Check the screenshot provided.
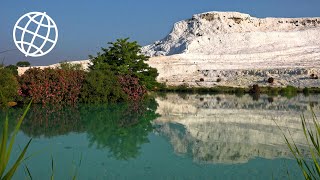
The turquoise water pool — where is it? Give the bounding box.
[4,93,317,179]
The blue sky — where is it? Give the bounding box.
[1,0,320,65]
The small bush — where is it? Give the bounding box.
[217,78,222,82]
[4,65,18,76]
[250,84,261,94]
[80,69,126,103]
[19,68,85,104]
[199,78,204,82]
[0,68,19,107]
[267,77,274,84]
[303,87,310,96]
[16,61,30,67]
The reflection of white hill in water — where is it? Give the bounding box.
[154,94,320,164]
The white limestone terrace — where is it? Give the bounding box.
[17,60,91,75]
[142,11,320,88]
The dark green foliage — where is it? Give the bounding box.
[235,88,245,97]
[4,65,18,76]
[90,38,159,90]
[0,68,19,107]
[280,86,298,98]
[303,87,310,96]
[16,61,30,67]
[80,69,126,103]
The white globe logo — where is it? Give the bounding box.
[13,12,58,57]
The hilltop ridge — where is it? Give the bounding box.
[142,11,320,56]
[142,11,320,88]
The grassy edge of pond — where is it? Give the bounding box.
[155,85,320,96]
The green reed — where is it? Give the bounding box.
[278,109,320,180]
[0,101,32,180]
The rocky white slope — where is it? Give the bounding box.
[142,11,320,88]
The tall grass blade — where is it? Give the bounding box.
[0,101,32,179]
[5,101,32,166]
[3,138,32,180]
[277,108,320,180]
[0,115,9,177]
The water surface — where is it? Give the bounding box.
[3,93,319,180]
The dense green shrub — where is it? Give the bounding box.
[0,68,19,107]
[16,61,30,67]
[89,38,159,90]
[4,65,18,76]
[80,69,126,103]
[279,86,298,98]
[18,68,85,104]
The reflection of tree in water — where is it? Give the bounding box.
[21,104,85,138]
[2,98,159,160]
[80,98,159,160]
[0,107,24,134]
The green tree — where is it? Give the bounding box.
[90,38,159,90]
[80,69,126,103]
[0,68,19,107]
[16,61,30,67]
[4,65,18,76]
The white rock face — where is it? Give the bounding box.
[142,11,320,87]
[17,60,91,75]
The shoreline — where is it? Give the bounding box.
[155,85,320,96]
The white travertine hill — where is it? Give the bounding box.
[142,11,320,87]
[142,11,320,56]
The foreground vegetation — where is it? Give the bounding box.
[160,85,320,98]
[278,110,320,180]
[0,38,160,107]
[0,102,31,179]
[1,38,320,107]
